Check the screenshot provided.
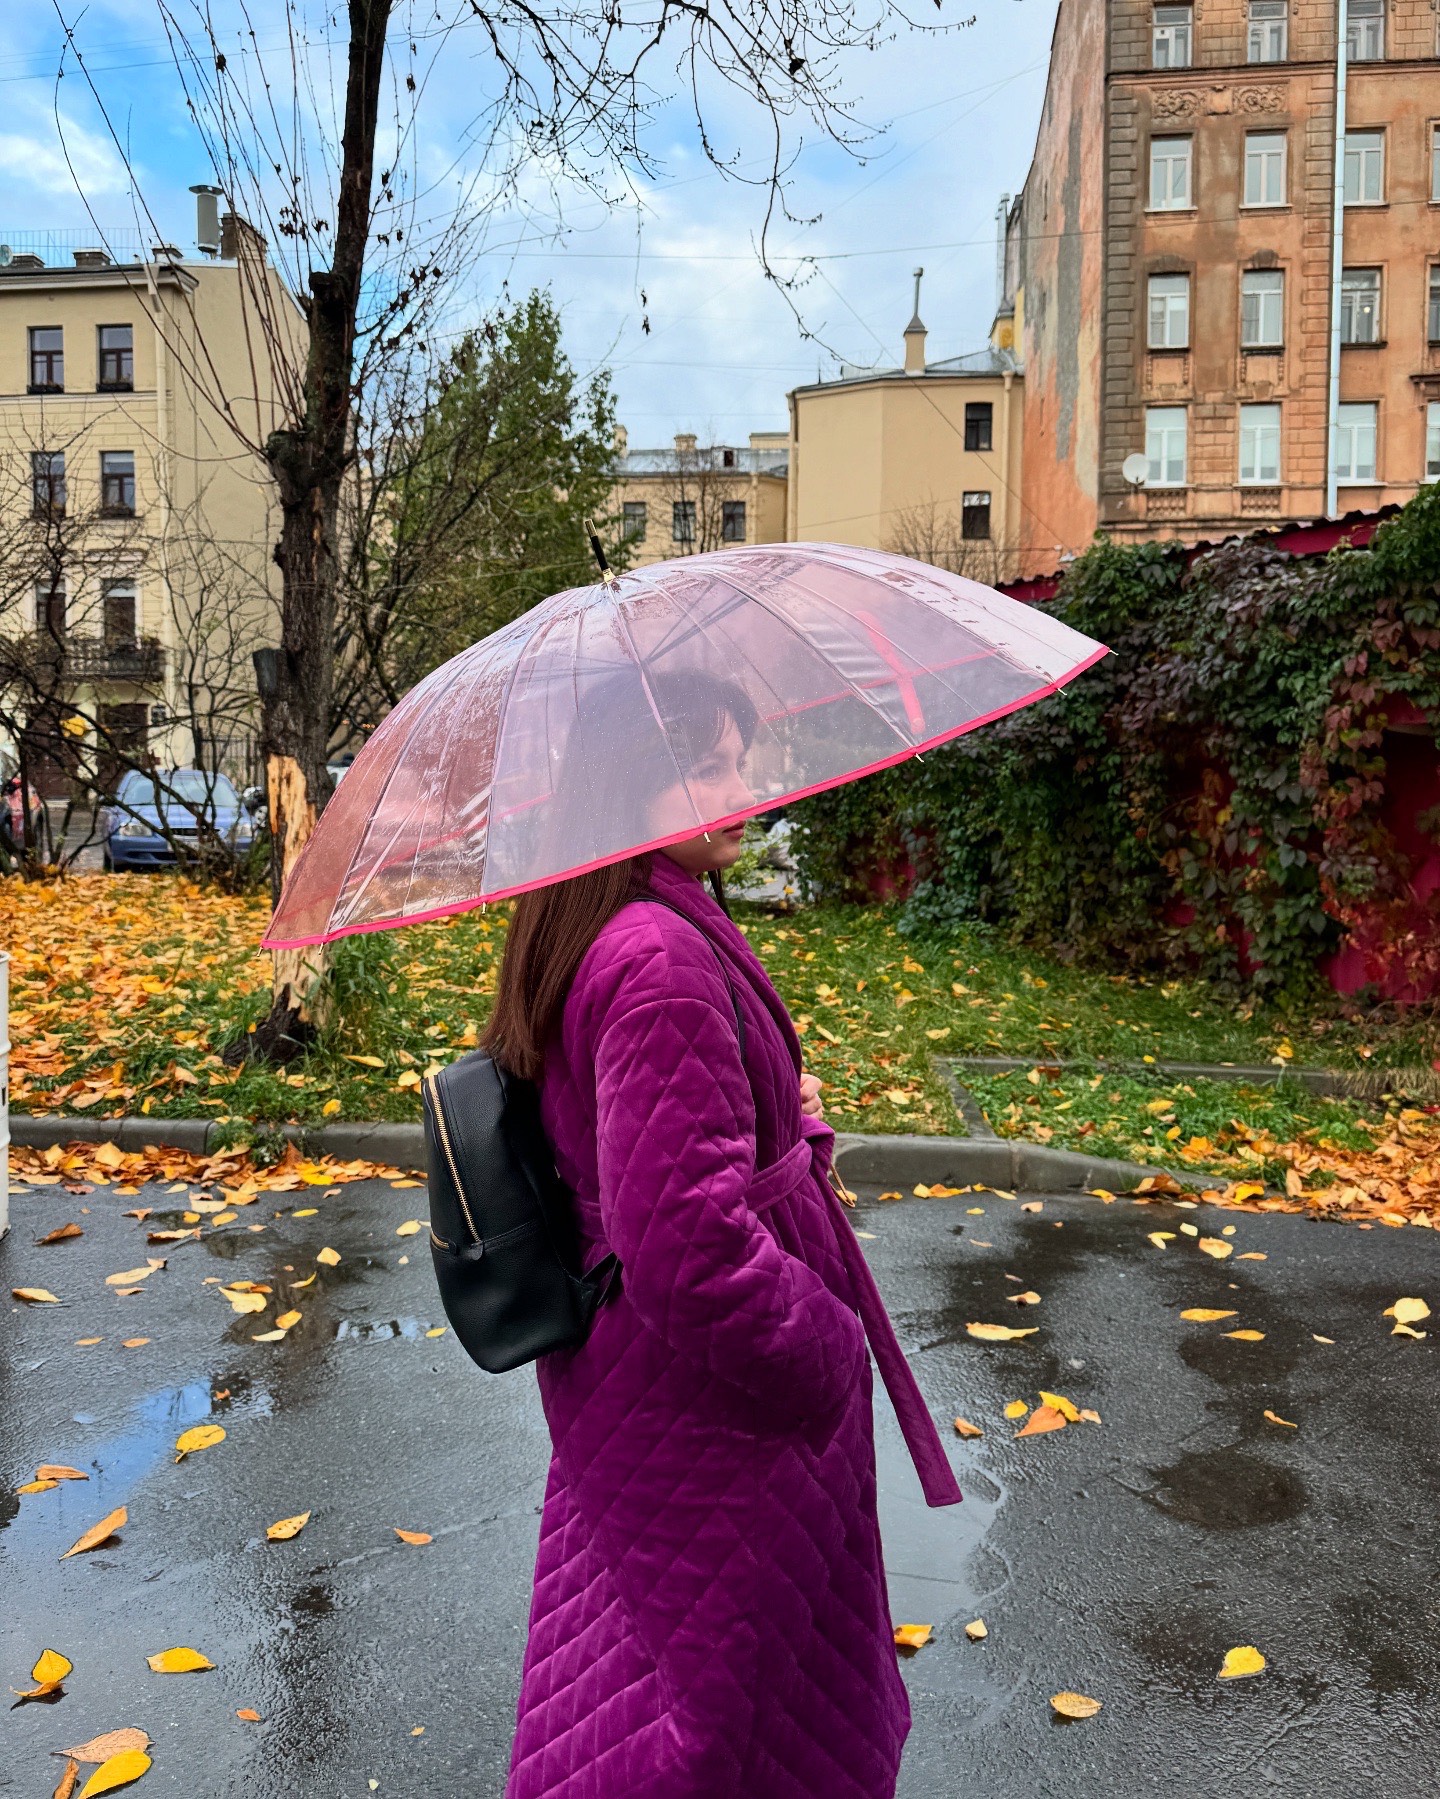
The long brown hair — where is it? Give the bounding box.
[482,665,757,1080]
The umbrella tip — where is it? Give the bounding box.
[584,517,617,587]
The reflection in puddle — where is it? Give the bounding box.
[334,1318,434,1343]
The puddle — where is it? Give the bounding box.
[334,1317,435,1343]
[1146,1446,1306,1529]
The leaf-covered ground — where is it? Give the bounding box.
[5,874,1438,1221]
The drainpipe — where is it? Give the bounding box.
[1325,0,1349,520]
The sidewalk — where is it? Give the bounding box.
[4,1171,1437,1795]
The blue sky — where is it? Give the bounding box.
[0,0,1059,443]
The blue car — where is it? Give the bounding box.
[102,767,256,871]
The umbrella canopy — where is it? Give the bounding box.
[263,542,1106,949]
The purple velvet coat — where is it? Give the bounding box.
[505,853,962,1799]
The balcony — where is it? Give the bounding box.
[64,637,166,684]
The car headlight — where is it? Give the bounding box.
[118,819,150,838]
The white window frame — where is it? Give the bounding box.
[1339,268,1381,345]
[1431,123,1440,203]
[1247,0,1288,63]
[1427,402,1440,480]
[1334,402,1378,484]
[1152,4,1193,69]
[961,491,993,540]
[1239,403,1282,485]
[1146,406,1188,487]
[1149,136,1193,211]
[1343,130,1384,206]
[1243,132,1288,207]
[1346,0,1384,61]
[1240,269,1285,347]
[1147,273,1190,348]
[1429,265,1440,346]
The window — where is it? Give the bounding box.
[97,325,133,390]
[622,500,647,542]
[1346,0,1383,61]
[721,448,736,469]
[1149,136,1193,210]
[1241,269,1285,346]
[1243,133,1287,207]
[672,499,695,544]
[1428,402,1440,479]
[102,580,137,646]
[31,450,65,518]
[1152,4,1192,68]
[1340,269,1381,344]
[1148,273,1190,348]
[1146,407,1188,485]
[1432,124,1440,203]
[28,326,63,392]
[1334,402,1377,483]
[1343,131,1384,204]
[721,499,747,543]
[1429,267,1440,344]
[100,450,136,515]
[35,580,66,638]
[1239,403,1282,484]
[1248,0,1287,62]
[964,402,993,451]
[961,491,992,539]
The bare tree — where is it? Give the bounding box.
[57,0,950,1056]
[668,439,739,557]
[885,497,1004,585]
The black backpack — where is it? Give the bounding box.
[421,896,745,1373]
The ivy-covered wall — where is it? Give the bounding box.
[790,488,1440,1001]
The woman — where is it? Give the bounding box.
[488,669,961,1799]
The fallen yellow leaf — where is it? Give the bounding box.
[1078,1408,1103,1425]
[1180,1308,1238,1322]
[394,1527,432,1544]
[1223,1329,1265,1342]
[321,1099,342,1117]
[1313,1334,1335,1344]
[1006,1290,1042,1306]
[266,1511,311,1541]
[316,1247,341,1266]
[1037,1390,1081,1422]
[146,1647,214,1674]
[251,1329,287,1342]
[18,1478,59,1494]
[1016,1404,1068,1438]
[54,1756,80,1799]
[396,1070,422,1090]
[12,1646,72,1700]
[14,1287,61,1304]
[396,1220,423,1236]
[273,1310,302,1330]
[964,1618,988,1641]
[1236,1252,1268,1261]
[36,1465,88,1481]
[74,1338,102,1346]
[121,1338,149,1349]
[174,1425,225,1462]
[345,1054,386,1067]
[1391,1323,1428,1340]
[1003,1400,1029,1420]
[104,1266,159,1287]
[1197,1238,1233,1260]
[1146,1232,1175,1250]
[292,1272,317,1287]
[953,1417,983,1439]
[1263,1410,1297,1428]
[1217,1644,1266,1680]
[1179,1223,1199,1237]
[1231,1182,1266,1201]
[966,1322,1039,1342]
[77,1749,152,1796]
[1050,1691,1102,1719]
[893,1623,932,1651]
[37,1222,84,1245]
[1384,1297,1431,1325]
[224,1291,267,1315]
[425,1326,447,1338]
[60,1506,126,1560]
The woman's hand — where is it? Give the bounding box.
[799,1071,824,1119]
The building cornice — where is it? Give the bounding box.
[0,263,200,295]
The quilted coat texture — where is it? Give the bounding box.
[505,853,962,1799]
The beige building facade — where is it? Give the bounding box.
[610,430,790,568]
[785,306,1026,583]
[1006,0,1440,573]
[0,224,301,792]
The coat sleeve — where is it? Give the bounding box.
[589,955,867,1430]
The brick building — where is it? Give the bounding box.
[1002,0,1440,573]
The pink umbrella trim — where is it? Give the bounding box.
[262,641,1109,951]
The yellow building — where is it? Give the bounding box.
[0,218,301,794]
[611,429,790,568]
[786,291,1026,583]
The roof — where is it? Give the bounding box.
[617,447,790,477]
[791,344,1022,395]
[999,505,1403,603]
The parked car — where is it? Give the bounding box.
[101,768,255,871]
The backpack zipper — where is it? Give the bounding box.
[424,1071,480,1244]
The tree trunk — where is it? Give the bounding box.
[247,0,393,1063]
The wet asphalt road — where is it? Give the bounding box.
[3,1175,1439,1798]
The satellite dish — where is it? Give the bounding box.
[0,246,12,267]
[1121,452,1149,488]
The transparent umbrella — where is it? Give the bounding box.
[263,542,1106,949]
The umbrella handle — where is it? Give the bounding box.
[584,517,616,587]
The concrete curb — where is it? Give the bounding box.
[13,1114,1200,1195]
[945,1054,1432,1099]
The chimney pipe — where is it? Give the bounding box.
[903,267,927,375]
[190,184,223,258]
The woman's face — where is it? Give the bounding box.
[650,715,755,875]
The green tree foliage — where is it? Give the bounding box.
[790,488,1440,1000]
[382,291,623,688]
